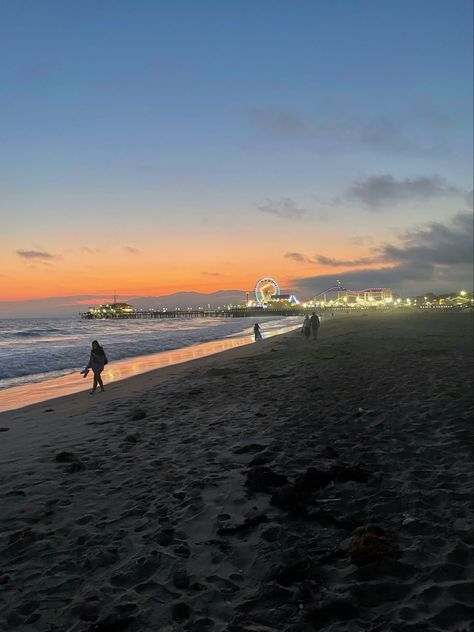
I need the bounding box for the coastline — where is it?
[0,320,301,413]
[1,309,473,631]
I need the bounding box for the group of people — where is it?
[82,315,321,395]
[302,312,320,340]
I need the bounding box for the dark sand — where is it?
[0,309,473,631]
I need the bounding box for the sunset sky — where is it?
[0,0,472,313]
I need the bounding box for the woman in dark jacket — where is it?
[81,340,108,394]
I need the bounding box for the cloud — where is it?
[291,212,473,296]
[81,247,104,255]
[285,251,377,268]
[17,249,57,260]
[248,107,432,153]
[258,198,307,221]
[201,271,223,277]
[123,246,142,255]
[284,252,312,263]
[465,190,473,210]
[346,175,460,209]
[313,254,378,267]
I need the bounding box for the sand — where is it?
[0,309,473,632]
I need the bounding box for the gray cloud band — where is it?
[289,212,473,295]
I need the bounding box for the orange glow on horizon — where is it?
[0,231,394,302]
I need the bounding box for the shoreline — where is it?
[0,320,301,414]
[1,309,473,631]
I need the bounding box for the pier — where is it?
[80,307,320,320]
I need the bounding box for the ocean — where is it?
[0,316,301,392]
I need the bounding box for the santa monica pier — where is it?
[80,278,472,319]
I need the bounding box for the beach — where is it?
[0,309,473,631]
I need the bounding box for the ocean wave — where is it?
[0,316,300,388]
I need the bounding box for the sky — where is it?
[0,0,472,314]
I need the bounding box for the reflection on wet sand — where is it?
[0,324,299,413]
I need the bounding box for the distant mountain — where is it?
[132,290,247,310]
[0,290,249,318]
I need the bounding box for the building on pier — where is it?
[87,302,135,318]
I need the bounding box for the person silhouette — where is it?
[81,340,108,394]
[310,312,321,340]
[303,315,311,339]
[254,323,263,341]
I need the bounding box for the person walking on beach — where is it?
[303,315,311,339]
[310,312,321,340]
[254,323,263,341]
[81,340,108,394]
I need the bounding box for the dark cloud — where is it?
[291,212,473,296]
[313,254,378,267]
[284,252,312,263]
[346,175,460,209]
[258,198,307,221]
[201,271,222,277]
[17,249,56,260]
[284,251,376,267]
[123,246,142,255]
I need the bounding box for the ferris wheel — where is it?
[255,277,280,306]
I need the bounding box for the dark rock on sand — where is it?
[0,427,10,432]
[245,466,288,492]
[350,523,398,565]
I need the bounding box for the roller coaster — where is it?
[308,281,392,305]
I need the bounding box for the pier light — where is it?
[460,290,467,296]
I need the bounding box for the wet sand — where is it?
[0,309,473,631]
[0,322,300,413]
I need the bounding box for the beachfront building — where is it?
[307,286,393,308]
[267,293,299,307]
[344,287,393,306]
[87,302,135,318]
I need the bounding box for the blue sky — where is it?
[0,0,472,309]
